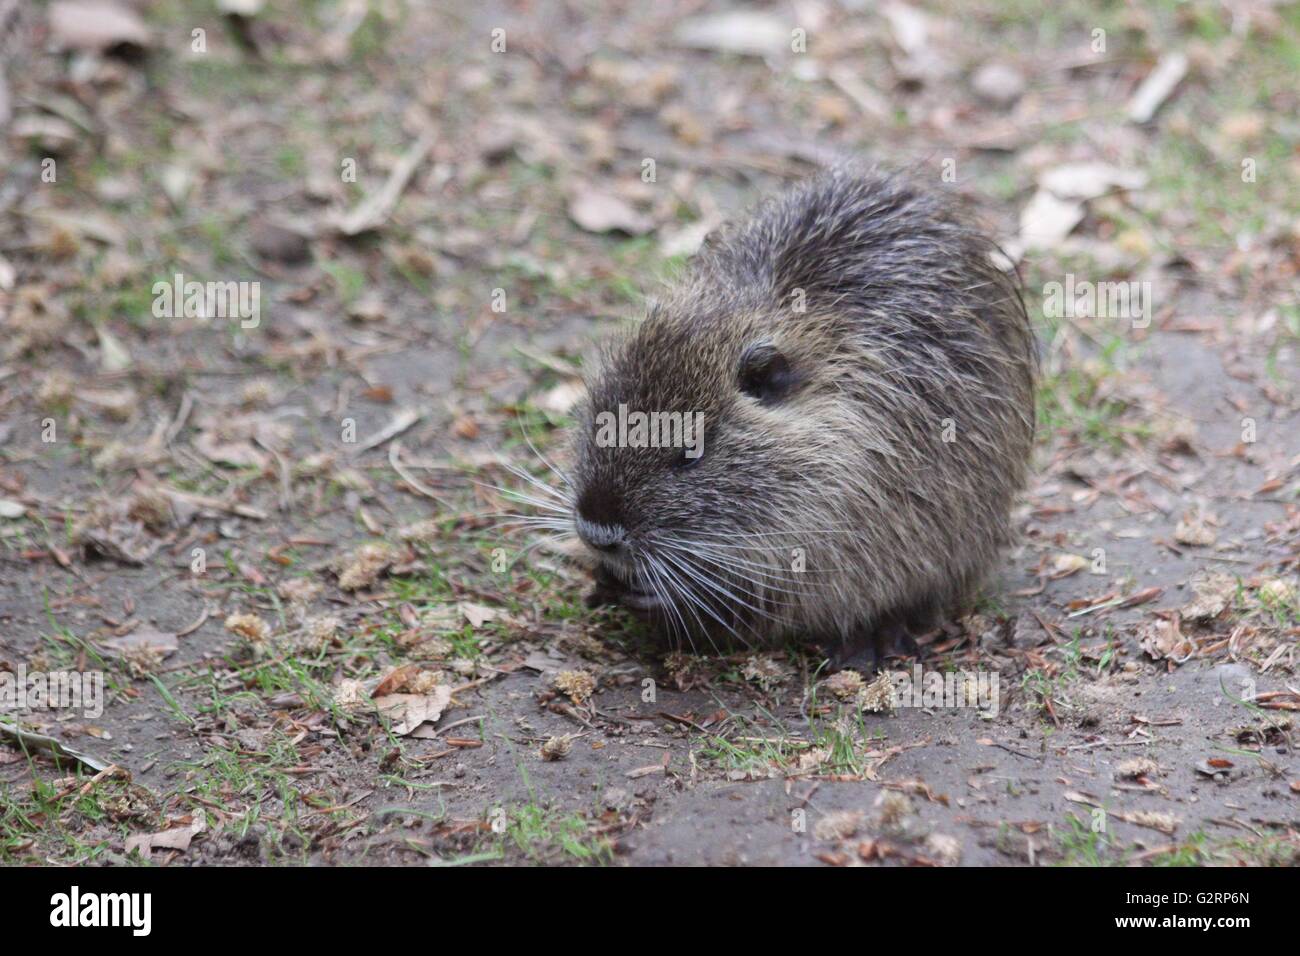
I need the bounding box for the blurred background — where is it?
[0,1,1296,866]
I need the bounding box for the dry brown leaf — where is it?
[459,602,500,628]
[1182,572,1236,621]
[49,1,150,52]
[674,10,789,58]
[1053,553,1089,577]
[1016,189,1085,252]
[535,380,584,416]
[373,686,453,736]
[813,810,864,842]
[540,735,574,761]
[125,815,205,860]
[1140,615,1193,664]
[1174,510,1217,547]
[553,669,596,703]
[567,189,653,236]
[1039,163,1148,201]
[1115,757,1160,779]
[332,678,370,714]
[102,625,179,659]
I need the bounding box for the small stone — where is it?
[249,218,312,264]
[972,62,1025,106]
[924,832,962,866]
[813,810,864,842]
[540,735,573,761]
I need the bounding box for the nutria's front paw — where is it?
[584,579,623,609]
[825,641,884,676]
[826,622,923,674]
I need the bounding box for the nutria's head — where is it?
[568,292,860,647]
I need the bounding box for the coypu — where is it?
[556,166,1035,669]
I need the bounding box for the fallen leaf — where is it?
[535,380,585,416]
[218,0,265,15]
[126,815,205,860]
[102,625,179,659]
[1127,51,1188,124]
[1039,163,1148,201]
[1115,757,1160,779]
[0,720,110,773]
[659,217,721,258]
[1182,572,1235,621]
[95,325,133,372]
[354,406,422,452]
[1014,189,1084,254]
[373,664,423,697]
[1139,615,1193,664]
[1194,757,1233,778]
[48,1,150,52]
[1114,810,1179,835]
[1117,586,1164,609]
[567,189,653,236]
[813,810,864,842]
[1052,553,1089,577]
[1174,510,1217,547]
[373,686,453,736]
[674,11,789,58]
[459,602,499,628]
[332,678,371,714]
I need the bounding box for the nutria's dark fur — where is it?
[567,166,1035,665]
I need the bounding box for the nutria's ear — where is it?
[737,342,798,403]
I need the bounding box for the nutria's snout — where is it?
[573,484,627,553]
[573,482,664,610]
[566,163,1037,660]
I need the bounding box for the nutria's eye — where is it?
[670,448,703,470]
[738,343,797,404]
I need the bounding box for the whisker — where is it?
[515,416,574,492]
[471,477,570,513]
[656,538,833,594]
[637,553,689,653]
[654,549,755,650]
[648,551,733,654]
[660,548,790,625]
[499,460,573,504]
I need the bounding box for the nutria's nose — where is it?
[575,516,626,554]
[575,485,626,553]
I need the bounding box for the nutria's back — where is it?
[568,166,1035,657]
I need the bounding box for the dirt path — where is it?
[1,1,1296,865]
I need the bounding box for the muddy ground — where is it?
[0,1,1297,866]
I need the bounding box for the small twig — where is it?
[357,407,423,453]
[431,714,485,739]
[389,441,450,505]
[0,720,112,773]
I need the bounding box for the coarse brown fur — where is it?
[556,166,1035,662]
